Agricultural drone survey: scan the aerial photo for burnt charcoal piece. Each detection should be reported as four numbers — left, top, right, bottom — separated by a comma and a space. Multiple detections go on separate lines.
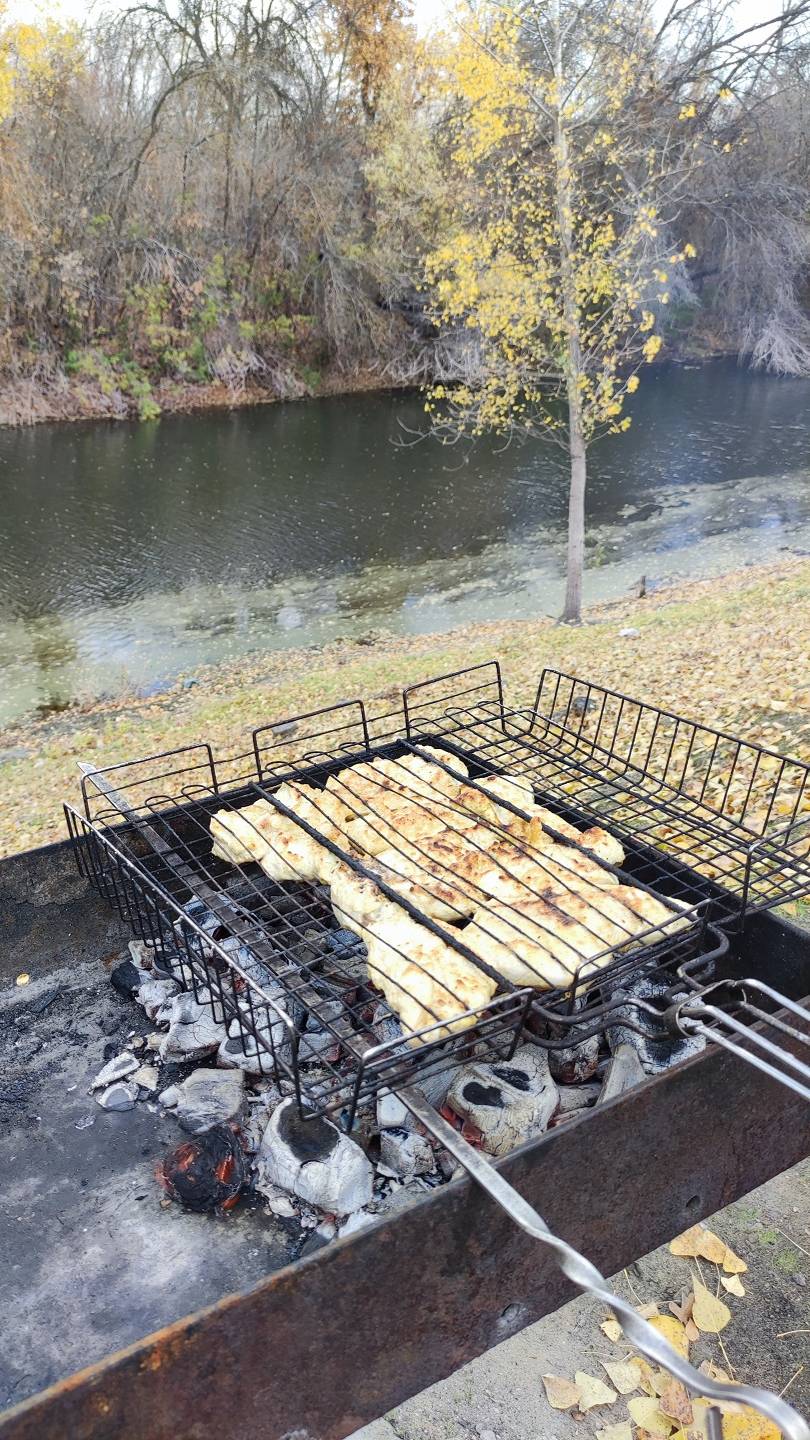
110, 957, 144, 997
159, 1123, 247, 1211
606, 977, 706, 1073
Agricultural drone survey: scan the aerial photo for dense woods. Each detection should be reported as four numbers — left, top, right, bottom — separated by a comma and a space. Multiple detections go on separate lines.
1, 0, 810, 427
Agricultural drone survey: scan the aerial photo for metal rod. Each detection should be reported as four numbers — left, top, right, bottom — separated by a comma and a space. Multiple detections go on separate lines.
401, 1086, 810, 1440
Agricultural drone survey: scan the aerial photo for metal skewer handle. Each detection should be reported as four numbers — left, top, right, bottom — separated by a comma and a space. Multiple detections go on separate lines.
402, 1086, 810, 1440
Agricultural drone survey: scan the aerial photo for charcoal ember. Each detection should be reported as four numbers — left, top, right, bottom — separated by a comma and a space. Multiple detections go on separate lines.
599, 1041, 646, 1102
445, 1045, 558, 1157
257, 1099, 374, 1214
173, 900, 227, 958
136, 978, 180, 1020
90, 1051, 139, 1090
227, 942, 277, 991
379, 1128, 436, 1179
530, 998, 600, 1084
110, 956, 149, 998
377, 1092, 409, 1129
606, 978, 706, 1073
554, 1081, 601, 1116
219, 987, 293, 1074
151, 947, 185, 981
159, 993, 226, 1062
299, 999, 345, 1063
174, 1067, 246, 1135
159, 1123, 246, 1211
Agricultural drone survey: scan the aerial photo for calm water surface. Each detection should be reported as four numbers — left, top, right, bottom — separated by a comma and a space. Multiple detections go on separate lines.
1, 360, 809, 726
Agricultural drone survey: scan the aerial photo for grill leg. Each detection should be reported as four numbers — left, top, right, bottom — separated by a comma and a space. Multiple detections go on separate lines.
401, 1085, 810, 1440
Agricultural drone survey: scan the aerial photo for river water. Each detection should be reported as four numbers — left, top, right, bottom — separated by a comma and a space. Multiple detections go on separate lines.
1, 360, 809, 726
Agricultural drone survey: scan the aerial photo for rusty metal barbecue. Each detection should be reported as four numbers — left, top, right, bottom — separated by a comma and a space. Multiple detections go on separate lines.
61, 661, 810, 1439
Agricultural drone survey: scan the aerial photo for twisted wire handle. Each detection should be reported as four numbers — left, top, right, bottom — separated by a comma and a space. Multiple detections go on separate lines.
403, 1086, 810, 1440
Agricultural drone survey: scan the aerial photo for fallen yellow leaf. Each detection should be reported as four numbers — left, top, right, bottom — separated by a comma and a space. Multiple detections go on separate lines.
596, 1424, 633, 1440
542, 1374, 581, 1410
692, 1279, 732, 1334
647, 1313, 690, 1356
659, 1379, 693, 1426
720, 1409, 781, 1439
602, 1359, 643, 1395
627, 1396, 675, 1436
700, 1360, 734, 1385
721, 1273, 746, 1297
15, 972, 30, 986
600, 1318, 624, 1343
669, 1223, 727, 1264
575, 1370, 618, 1410
722, 1244, 748, 1275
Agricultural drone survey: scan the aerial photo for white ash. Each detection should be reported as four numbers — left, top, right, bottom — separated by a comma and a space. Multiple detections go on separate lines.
446, 1045, 559, 1157
555, 1082, 601, 1115
159, 993, 226, 1062
128, 939, 156, 969
379, 1128, 436, 1179
174, 1067, 246, 1135
131, 1064, 160, 1094
599, 1042, 646, 1102
90, 1051, 139, 1090
217, 1002, 291, 1075
136, 978, 180, 1020
96, 1080, 139, 1111
257, 1099, 374, 1215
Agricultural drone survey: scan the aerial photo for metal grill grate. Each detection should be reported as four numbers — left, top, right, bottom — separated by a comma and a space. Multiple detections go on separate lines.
67, 660, 785, 1125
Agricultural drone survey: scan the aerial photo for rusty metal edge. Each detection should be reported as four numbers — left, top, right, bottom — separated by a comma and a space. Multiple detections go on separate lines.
1, 1011, 808, 1440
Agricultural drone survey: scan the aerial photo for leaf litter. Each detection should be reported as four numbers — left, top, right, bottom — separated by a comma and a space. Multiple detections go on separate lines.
539, 1222, 796, 1439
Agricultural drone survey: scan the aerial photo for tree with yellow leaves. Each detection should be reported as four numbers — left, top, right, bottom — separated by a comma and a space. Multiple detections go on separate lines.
424, 0, 696, 623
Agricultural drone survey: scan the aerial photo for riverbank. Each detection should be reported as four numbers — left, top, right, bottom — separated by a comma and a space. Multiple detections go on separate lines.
0, 364, 404, 429
1, 556, 808, 860
0, 342, 731, 429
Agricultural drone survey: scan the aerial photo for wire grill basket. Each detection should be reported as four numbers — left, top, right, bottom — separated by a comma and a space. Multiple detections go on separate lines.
64, 660, 807, 1124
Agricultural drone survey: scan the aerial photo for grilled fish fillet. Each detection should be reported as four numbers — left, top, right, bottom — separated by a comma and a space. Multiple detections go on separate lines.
210, 783, 340, 883
210, 798, 280, 866
464, 896, 622, 991
478, 776, 626, 866
364, 906, 497, 1043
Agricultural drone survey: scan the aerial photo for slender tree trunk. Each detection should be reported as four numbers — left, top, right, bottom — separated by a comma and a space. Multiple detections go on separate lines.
563, 414, 586, 622
552, 1, 587, 624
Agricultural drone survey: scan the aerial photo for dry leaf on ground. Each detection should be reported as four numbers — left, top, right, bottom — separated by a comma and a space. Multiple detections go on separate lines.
722, 1245, 749, 1275
692, 1279, 732, 1334
669, 1224, 726, 1264
600, 1318, 624, 1343
575, 1371, 618, 1409
684, 1318, 700, 1344
627, 1396, 674, 1436
647, 1313, 690, 1356
602, 1359, 643, 1395
700, 1360, 734, 1384
719, 1410, 782, 1439
596, 1424, 633, 1440
542, 1374, 581, 1410
637, 1302, 661, 1319
668, 1294, 694, 1324
721, 1273, 746, 1297
658, 1379, 693, 1426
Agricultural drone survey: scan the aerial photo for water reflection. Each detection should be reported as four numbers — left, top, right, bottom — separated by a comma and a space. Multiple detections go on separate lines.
1, 361, 809, 724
